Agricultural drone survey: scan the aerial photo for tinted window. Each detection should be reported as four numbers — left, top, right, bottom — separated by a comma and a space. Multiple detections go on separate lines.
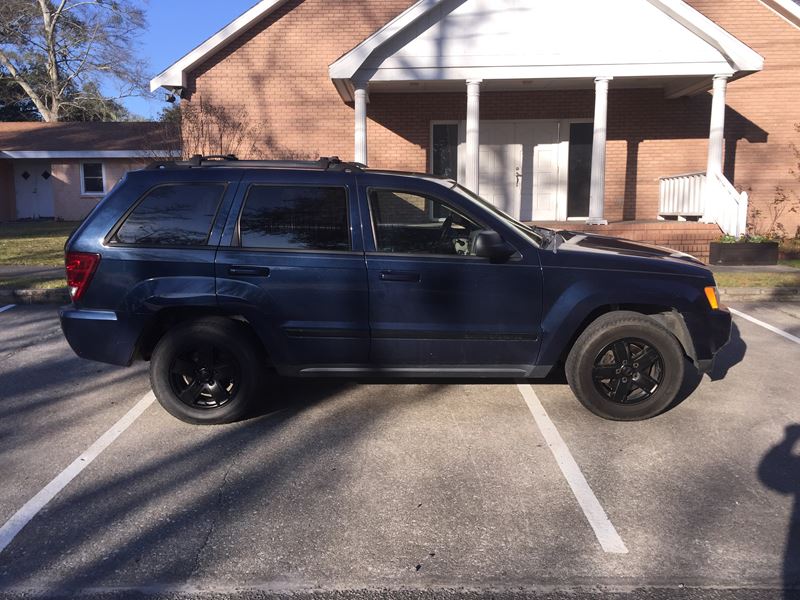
239, 186, 350, 251
112, 183, 225, 246
369, 189, 483, 256
432, 124, 458, 179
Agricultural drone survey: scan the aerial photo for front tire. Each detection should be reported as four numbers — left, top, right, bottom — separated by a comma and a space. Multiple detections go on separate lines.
565, 311, 686, 421
150, 317, 265, 424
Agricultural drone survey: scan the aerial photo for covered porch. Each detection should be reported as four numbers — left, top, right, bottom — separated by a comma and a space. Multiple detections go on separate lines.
329, 0, 764, 241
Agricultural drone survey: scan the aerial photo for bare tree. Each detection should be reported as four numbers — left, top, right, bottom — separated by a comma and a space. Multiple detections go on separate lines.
150, 99, 317, 161
0, 0, 146, 122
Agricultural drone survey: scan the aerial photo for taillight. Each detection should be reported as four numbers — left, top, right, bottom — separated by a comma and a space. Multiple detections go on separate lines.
65, 252, 100, 302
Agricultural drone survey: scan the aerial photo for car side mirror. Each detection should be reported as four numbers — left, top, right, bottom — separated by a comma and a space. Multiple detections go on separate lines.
474, 230, 516, 262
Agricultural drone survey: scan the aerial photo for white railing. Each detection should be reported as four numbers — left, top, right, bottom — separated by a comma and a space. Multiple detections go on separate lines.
659, 172, 706, 219
705, 170, 748, 238
658, 171, 748, 237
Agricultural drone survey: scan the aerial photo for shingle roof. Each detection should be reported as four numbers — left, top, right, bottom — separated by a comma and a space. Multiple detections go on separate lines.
0, 121, 179, 152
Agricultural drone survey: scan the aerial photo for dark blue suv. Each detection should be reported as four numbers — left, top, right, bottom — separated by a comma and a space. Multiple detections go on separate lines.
60, 156, 731, 424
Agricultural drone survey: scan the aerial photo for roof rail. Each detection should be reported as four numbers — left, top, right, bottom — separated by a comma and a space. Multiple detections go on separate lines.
146, 154, 363, 172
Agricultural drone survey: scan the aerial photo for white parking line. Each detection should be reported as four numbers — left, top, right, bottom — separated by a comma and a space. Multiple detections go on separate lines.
730, 307, 800, 346
516, 383, 629, 554
0, 304, 15, 314
0, 391, 156, 555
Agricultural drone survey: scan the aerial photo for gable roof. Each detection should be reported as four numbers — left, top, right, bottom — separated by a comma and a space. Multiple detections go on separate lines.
150, 0, 290, 92
149, 0, 765, 100
329, 0, 764, 100
0, 122, 179, 158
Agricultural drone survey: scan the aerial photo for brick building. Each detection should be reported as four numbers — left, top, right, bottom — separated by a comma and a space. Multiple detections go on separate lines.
150, 0, 800, 258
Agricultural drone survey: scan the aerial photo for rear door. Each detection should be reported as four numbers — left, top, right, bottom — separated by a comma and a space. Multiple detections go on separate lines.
215, 170, 369, 372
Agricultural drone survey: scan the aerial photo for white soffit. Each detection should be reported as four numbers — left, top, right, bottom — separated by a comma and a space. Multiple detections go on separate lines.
150, 0, 290, 92
330, 0, 764, 100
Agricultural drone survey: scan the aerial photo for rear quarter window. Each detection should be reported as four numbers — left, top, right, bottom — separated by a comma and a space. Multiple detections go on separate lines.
110, 183, 225, 246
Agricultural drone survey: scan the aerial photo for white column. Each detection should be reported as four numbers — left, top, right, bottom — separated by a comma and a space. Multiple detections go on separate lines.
587, 76, 611, 225
465, 79, 482, 193
706, 74, 729, 176
354, 84, 368, 166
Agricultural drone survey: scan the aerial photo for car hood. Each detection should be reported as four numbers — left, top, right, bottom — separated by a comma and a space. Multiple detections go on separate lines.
553, 230, 708, 270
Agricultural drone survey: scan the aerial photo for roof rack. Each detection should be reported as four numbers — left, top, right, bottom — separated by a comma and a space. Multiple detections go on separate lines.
146, 154, 364, 173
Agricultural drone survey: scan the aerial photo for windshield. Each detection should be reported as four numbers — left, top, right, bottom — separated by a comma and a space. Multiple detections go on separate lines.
448, 182, 550, 246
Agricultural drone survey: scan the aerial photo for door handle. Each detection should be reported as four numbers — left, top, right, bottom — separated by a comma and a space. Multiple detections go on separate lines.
379, 270, 420, 283
515, 167, 522, 188
228, 265, 270, 277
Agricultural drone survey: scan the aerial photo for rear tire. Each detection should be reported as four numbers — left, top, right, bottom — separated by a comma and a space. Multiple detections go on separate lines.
150, 317, 265, 425
565, 311, 685, 421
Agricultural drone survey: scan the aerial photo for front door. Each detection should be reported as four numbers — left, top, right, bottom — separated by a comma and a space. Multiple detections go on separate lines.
478, 121, 521, 219
530, 121, 562, 221
446, 120, 583, 222
360, 176, 542, 374
14, 161, 54, 219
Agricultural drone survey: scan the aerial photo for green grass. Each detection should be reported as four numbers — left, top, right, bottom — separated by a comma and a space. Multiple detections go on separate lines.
0, 221, 79, 266
715, 272, 800, 288
0, 275, 66, 290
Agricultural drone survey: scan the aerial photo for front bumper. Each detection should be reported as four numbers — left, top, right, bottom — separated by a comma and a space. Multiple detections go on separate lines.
684, 307, 732, 373
59, 306, 143, 366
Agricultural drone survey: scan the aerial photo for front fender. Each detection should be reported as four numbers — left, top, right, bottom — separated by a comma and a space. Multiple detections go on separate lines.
536, 268, 711, 368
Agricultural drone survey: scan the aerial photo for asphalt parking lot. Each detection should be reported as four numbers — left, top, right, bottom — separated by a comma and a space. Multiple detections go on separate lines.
0, 302, 799, 599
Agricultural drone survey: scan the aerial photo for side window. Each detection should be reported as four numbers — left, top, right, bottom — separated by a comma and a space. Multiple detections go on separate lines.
81, 162, 105, 195
111, 183, 225, 246
239, 185, 350, 251
369, 189, 483, 256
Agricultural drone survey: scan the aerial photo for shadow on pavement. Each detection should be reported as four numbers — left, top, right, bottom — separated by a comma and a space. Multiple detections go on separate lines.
709, 322, 747, 381
759, 425, 800, 599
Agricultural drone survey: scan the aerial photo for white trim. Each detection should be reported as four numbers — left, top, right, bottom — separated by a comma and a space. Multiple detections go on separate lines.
150, 0, 290, 91
329, 0, 763, 101
646, 0, 764, 72
0, 150, 179, 160
758, 0, 800, 30
329, 0, 441, 100
80, 161, 106, 196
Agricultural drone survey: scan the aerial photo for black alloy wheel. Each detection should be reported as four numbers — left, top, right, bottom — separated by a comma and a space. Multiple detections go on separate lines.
591, 338, 664, 405
168, 344, 241, 409
565, 311, 685, 421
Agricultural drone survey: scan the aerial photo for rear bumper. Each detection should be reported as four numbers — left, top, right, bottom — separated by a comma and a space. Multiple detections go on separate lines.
59, 306, 143, 366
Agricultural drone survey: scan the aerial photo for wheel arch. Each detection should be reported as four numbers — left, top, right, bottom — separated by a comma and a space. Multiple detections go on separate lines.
136, 307, 270, 362
549, 304, 698, 368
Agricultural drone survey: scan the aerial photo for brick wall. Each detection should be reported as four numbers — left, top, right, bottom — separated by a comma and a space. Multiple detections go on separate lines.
187, 0, 800, 236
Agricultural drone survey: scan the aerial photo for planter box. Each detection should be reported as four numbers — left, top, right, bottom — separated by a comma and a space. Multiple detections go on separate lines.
708, 241, 779, 265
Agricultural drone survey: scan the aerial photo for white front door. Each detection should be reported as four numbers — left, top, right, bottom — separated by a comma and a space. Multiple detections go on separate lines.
14, 161, 54, 219
530, 122, 563, 221
477, 121, 521, 218
456, 120, 569, 221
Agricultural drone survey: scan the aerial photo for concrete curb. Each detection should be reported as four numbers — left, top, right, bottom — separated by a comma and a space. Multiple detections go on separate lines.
0, 288, 69, 305
719, 287, 800, 302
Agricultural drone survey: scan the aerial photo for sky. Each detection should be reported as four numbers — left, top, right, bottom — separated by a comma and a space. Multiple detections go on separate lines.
123, 0, 259, 120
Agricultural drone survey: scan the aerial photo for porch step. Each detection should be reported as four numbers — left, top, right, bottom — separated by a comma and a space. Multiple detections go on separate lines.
529, 221, 722, 263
